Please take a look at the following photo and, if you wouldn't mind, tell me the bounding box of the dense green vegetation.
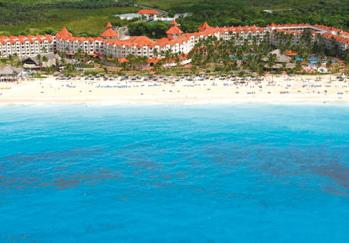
[128,22,171,39]
[0,0,348,36]
[0,0,136,35]
[171,0,349,33]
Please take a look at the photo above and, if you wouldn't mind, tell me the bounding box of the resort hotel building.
[1,15,349,62]
[55,20,267,61]
[0,35,55,58]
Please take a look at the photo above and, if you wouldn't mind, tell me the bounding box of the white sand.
[0,75,349,105]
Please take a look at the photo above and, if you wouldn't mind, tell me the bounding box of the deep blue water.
[1,105,349,242]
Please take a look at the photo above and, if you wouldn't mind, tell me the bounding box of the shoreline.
[1,74,349,106]
[0,98,348,106]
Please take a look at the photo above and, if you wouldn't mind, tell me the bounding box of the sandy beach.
[0,75,349,105]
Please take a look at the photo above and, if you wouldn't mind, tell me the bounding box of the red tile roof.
[137,9,160,15]
[118,58,128,63]
[0,35,54,44]
[268,23,312,28]
[106,36,156,47]
[322,33,349,45]
[156,35,191,47]
[147,57,161,64]
[126,36,155,46]
[285,50,298,56]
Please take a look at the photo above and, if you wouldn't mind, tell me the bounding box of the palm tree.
[267,53,276,68]
[153,48,159,58]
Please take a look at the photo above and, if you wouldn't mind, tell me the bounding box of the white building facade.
[1,22,348,60]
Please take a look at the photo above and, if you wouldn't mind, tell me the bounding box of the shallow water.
[0,105,349,242]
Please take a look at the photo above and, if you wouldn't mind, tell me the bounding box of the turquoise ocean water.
[0,105,349,242]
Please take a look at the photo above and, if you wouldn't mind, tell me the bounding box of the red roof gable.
[166,26,183,36]
[56,27,73,39]
[101,28,119,39]
[199,22,210,32]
